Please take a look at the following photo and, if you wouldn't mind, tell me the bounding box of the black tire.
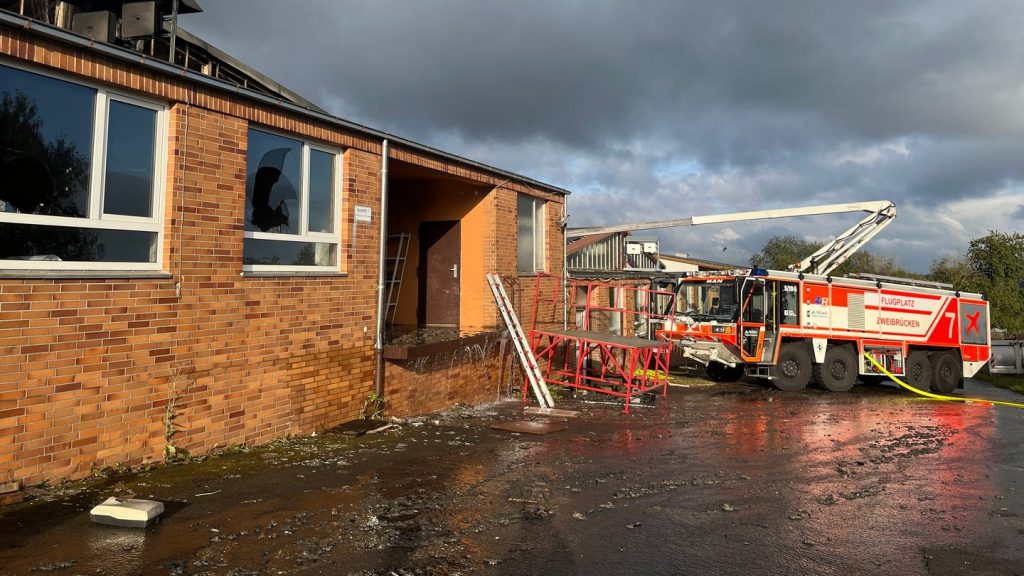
[930,352,962,394]
[706,362,745,382]
[813,345,858,392]
[772,342,812,391]
[904,350,932,389]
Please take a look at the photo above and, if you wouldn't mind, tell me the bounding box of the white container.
[89,497,164,528]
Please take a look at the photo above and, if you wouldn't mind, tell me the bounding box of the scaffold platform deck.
[528,328,671,413]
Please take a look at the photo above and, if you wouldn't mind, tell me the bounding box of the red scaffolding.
[525,274,676,413]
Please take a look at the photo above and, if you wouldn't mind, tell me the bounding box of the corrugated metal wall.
[568,235,624,272]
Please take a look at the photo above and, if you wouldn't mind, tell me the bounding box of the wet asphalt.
[1,376,1023,576]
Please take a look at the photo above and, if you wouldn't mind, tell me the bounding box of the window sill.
[0,270,173,280]
[241,271,348,278]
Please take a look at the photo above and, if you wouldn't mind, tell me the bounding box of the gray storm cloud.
[184,0,1024,271]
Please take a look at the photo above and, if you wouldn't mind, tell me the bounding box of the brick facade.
[0,26,565,485]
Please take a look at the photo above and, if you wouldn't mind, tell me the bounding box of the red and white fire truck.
[569,200,992,393]
[661,268,990,393]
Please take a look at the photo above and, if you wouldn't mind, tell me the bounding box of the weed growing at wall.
[164,363,195,463]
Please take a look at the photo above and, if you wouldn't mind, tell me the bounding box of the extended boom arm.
[567,200,897,276]
[794,201,896,275]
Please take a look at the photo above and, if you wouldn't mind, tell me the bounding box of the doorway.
[418,220,461,326]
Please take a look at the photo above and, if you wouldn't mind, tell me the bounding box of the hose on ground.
[863,353,1024,409]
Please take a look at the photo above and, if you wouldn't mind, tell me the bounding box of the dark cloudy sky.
[183,0,1024,272]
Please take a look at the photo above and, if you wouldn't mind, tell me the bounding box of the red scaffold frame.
[525,274,677,413]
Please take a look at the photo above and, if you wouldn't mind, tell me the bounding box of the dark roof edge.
[0,10,571,197]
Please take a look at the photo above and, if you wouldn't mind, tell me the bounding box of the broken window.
[517,194,545,274]
[0,63,163,269]
[243,128,341,271]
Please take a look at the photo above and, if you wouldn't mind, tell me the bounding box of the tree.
[966,231,1024,334]
[749,234,913,277]
[749,235,817,270]
[839,251,915,278]
[928,254,982,292]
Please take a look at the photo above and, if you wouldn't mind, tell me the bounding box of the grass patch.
[974,372,1024,395]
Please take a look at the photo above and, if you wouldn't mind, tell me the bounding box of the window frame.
[0,60,167,271]
[517,194,546,274]
[241,126,343,274]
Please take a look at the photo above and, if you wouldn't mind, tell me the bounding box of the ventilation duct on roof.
[71,10,117,43]
[121,1,158,39]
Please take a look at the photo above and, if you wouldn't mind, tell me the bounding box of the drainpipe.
[562,198,569,330]
[373,139,390,397]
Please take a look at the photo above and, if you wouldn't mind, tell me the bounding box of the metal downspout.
[374,140,390,397]
[563,198,569,330]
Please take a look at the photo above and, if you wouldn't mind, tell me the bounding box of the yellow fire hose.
[863,353,1024,409]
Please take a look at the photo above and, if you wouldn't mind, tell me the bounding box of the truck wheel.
[772,343,811,391]
[930,352,962,394]
[706,362,744,382]
[814,345,857,392]
[904,351,932,389]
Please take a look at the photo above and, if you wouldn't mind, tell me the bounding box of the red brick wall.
[0,28,566,485]
[489,185,566,327]
[0,104,385,484]
[384,333,509,417]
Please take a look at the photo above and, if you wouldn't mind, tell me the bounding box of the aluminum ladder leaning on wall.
[486,273,555,409]
[384,234,410,329]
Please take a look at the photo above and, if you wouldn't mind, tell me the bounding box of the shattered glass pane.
[245,129,301,234]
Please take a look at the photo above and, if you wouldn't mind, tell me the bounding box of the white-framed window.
[517,194,546,274]
[0,61,166,270]
[242,127,341,273]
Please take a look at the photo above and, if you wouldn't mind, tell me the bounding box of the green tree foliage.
[928,254,981,291]
[749,235,816,271]
[964,231,1024,333]
[749,234,913,277]
[929,233,1023,333]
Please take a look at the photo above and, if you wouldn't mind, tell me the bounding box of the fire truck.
[663,268,990,393]
[569,200,992,393]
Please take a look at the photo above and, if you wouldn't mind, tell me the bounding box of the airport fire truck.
[663,268,990,393]
[568,201,992,393]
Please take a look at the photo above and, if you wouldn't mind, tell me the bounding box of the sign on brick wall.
[355,206,372,222]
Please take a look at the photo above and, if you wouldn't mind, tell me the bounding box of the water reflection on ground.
[1,378,1023,575]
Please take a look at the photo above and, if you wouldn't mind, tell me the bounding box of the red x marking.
[966,311,981,335]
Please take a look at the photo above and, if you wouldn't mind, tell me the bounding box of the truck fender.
[811,338,828,364]
[963,359,987,379]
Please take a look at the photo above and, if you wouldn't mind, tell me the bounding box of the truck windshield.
[676,280,738,322]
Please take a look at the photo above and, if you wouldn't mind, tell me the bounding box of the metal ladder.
[384,234,410,328]
[486,273,555,409]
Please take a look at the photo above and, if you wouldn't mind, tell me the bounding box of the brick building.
[0,3,568,485]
